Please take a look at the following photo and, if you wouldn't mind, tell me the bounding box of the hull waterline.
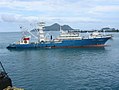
[7,37,110,49]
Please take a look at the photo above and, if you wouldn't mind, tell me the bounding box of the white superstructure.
[37,22,45,42]
[57,27,82,40]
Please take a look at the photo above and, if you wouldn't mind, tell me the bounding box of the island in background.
[31,23,119,32]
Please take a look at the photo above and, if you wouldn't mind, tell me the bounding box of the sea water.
[0,32,119,90]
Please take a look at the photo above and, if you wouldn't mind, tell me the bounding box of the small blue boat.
[7,22,112,49]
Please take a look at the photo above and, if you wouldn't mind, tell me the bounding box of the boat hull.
[7,37,110,49]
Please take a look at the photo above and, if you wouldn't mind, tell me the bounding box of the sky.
[0,0,119,32]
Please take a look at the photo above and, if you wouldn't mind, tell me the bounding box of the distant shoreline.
[72,30,119,33]
[0,30,119,33]
[31,29,119,32]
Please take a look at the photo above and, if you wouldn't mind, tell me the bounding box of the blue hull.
[7,37,110,49]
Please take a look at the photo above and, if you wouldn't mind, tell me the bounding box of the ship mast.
[60,25,62,32]
[20,26,38,39]
[37,22,45,42]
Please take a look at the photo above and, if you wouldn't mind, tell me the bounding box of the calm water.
[0,32,119,90]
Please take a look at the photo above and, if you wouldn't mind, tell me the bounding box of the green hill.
[31,23,74,32]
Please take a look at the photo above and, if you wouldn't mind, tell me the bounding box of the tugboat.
[0,61,12,90]
[7,22,112,49]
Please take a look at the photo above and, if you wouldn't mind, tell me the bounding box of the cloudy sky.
[0,0,119,32]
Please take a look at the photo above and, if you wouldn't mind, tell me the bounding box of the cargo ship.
[7,22,112,49]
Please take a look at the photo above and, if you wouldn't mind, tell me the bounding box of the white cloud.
[92,5,119,12]
[0,0,91,14]
[0,13,39,23]
[0,0,99,23]
[0,13,101,24]
[0,0,119,31]
[0,0,64,11]
[1,0,119,14]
